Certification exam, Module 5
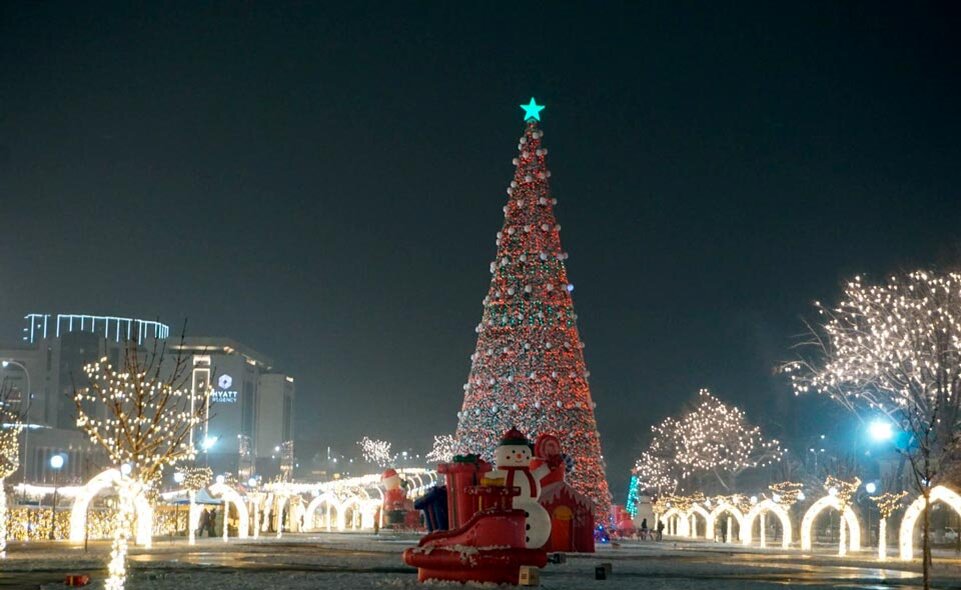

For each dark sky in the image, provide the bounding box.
[2,2,960,496]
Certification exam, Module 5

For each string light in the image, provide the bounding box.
[870,490,907,560]
[425,434,458,464]
[635,389,782,494]
[454,115,611,517]
[358,437,393,467]
[769,481,804,507]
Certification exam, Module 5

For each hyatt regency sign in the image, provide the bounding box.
[211,373,239,403]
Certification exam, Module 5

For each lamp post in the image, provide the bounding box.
[863,481,877,546]
[1,360,31,493]
[49,454,64,540]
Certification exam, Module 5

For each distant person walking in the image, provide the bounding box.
[640,518,649,540]
[196,507,209,538]
[656,519,665,541]
[208,507,218,537]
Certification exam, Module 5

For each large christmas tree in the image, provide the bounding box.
[455,99,611,517]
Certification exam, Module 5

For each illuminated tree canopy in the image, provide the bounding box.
[784,271,961,584]
[633,389,782,493]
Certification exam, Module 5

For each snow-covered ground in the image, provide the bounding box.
[2,533,959,589]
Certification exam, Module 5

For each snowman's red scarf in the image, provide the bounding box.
[501,466,538,500]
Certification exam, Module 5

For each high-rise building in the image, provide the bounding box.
[0,315,296,484]
[0,313,170,483]
[168,337,296,480]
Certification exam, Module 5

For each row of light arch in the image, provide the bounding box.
[656,485,961,560]
[48,468,438,548]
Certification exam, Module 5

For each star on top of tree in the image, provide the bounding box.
[520,97,545,121]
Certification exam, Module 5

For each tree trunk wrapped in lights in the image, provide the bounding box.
[181,466,212,546]
[824,476,860,556]
[870,490,907,561]
[0,384,24,557]
[784,271,961,588]
[74,335,209,590]
[454,101,611,516]
[0,427,21,557]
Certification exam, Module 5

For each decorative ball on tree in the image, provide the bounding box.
[455,99,611,517]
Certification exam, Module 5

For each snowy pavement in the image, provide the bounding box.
[1,533,959,589]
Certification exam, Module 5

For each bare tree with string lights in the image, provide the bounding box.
[74,332,209,590]
[0,383,24,556]
[784,271,961,588]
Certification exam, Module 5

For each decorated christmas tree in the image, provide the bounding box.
[455,99,611,517]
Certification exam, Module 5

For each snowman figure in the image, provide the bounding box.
[487,428,552,548]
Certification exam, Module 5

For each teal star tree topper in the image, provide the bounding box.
[520,97,545,121]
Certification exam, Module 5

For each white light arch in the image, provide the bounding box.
[899,485,961,561]
[800,495,861,553]
[689,504,711,539]
[706,502,745,543]
[305,493,341,531]
[208,482,249,539]
[658,507,686,537]
[340,496,365,530]
[69,469,153,547]
[742,499,792,549]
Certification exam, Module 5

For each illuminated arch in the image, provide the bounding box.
[69,469,153,546]
[689,504,711,539]
[742,499,792,549]
[899,485,961,561]
[305,493,341,531]
[658,507,685,536]
[208,482,249,539]
[273,494,290,536]
[800,495,860,552]
[340,496,365,530]
[706,502,745,543]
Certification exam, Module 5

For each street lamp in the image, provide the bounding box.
[1,359,31,493]
[865,482,877,494]
[868,419,894,442]
[49,454,64,540]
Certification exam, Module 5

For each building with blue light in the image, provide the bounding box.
[0,313,172,485]
[168,337,296,480]
[0,315,296,485]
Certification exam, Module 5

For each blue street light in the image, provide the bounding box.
[868,420,894,442]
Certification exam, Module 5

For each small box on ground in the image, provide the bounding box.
[64,574,91,586]
[594,562,612,580]
[518,566,540,586]
[547,552,566,564]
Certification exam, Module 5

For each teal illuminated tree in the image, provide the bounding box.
[455,99,611,517]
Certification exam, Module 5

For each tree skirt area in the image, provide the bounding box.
[1,533,957,590]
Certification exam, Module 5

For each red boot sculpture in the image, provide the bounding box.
[404,429,594,585]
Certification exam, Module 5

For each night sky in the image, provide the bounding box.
[2,3,960,495]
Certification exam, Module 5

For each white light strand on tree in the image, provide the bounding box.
[0,384,23,557]
[358,437,393,467]
[783,271,961,583]
[425,434,458,464]
[75,340,208,590]
[636,389,782,493]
